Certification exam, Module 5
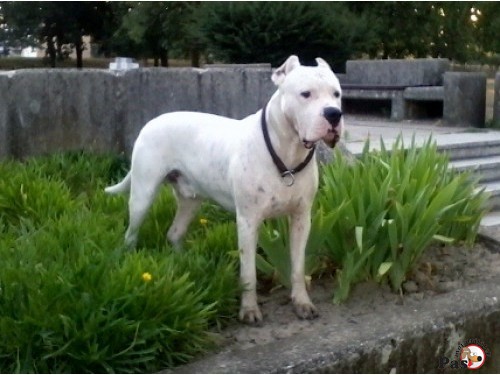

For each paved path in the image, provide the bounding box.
[344,115,500,152]
[342,115,500,234]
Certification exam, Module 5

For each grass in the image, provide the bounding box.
[0,151,239,373]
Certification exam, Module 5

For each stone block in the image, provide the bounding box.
[0,67,284,159]
[403,86,444,101]
[443,72,486,127]
[198,67,273,119]
[120,68,202,152]
[346,58,450,86]
[0,73,10,158]
[8,69,120,158]
[494,72,500,127]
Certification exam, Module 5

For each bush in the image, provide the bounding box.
[258,137,488,303]
[0,152,239,373]
[195,2,368,69]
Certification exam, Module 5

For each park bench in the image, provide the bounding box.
[339,59,486,127]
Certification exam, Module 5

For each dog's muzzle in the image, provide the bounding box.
[322,107,342,148]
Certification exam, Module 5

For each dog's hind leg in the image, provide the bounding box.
[167,191,202,249]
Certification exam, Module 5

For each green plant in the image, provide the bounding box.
[326,137,487,301]
[257,136,488,303]
[196,2,367,69]
[0,152,239,373]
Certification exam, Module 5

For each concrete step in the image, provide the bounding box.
[345,132,500,160]
[437,137,500,161]
[440,141,500,210]
[483,182,500,210]
[480,211,500,227]
[449,155,500,183]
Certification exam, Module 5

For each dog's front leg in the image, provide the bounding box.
[236,214,263,324]
[289,210,319,319]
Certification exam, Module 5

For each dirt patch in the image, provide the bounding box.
[213,241,500,352]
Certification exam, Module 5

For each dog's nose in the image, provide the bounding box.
[323,107,342,126]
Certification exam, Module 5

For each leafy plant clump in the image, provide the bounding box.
[258,137,488,303]
[0,152,239,373]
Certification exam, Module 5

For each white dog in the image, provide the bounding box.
[105,55,343,324]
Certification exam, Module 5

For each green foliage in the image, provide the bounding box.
[3,2,500,68]
[115,2,190,66]
[0,142,489,372]
[2,2,110,67]
[325,137,487,302]
[257,137,487,303]
[195,2,369,69]
[0,152,239,373]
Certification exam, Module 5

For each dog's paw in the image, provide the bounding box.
[293,301,319,320]
[239,306,263,325]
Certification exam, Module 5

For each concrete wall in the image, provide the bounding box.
[1,67,275,159]
[1,66,493,160]
[345,58,450,86]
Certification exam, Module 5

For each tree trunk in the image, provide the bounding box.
[46,36,56,68]
[56,32,64,61]
[75,36,83,68]
[160,50,168,67]
[190,48,200,67]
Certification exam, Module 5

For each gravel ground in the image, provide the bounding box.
[211,240,500,352]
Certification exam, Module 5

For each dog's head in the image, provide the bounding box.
[272,55,343,149]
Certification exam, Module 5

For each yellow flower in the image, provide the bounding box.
[142,272,152,282]
[199,218,208,226]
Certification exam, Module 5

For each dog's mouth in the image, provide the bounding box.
[302,140,316,149]
[323,129,341,148]
[303,129,340,149]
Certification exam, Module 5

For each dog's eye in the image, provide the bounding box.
[334,91,341,98]
[300,91,311,99]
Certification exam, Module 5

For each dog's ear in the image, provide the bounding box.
[272,55,301,86]
[315,57,331,70]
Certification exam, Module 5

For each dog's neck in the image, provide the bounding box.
[264,93,313,170]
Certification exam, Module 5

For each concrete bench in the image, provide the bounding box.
[340,59,486,126]
[341,84,407,120]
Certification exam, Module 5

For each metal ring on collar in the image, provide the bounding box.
[281,171,295,187]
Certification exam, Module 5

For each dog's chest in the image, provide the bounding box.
[232,170,317,219]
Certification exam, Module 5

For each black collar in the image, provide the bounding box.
[261,102,316,186]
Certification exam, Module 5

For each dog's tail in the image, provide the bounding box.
[105,172,131,195]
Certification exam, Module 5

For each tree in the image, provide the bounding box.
[430,2,478,62]
[115,2,190,67]
[347,2,440,59]
[196,2,323,66]
[2,1,109,68]
[473,2,500,65]
[347,2,488,63]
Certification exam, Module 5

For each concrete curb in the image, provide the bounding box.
[172,234,500,374]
